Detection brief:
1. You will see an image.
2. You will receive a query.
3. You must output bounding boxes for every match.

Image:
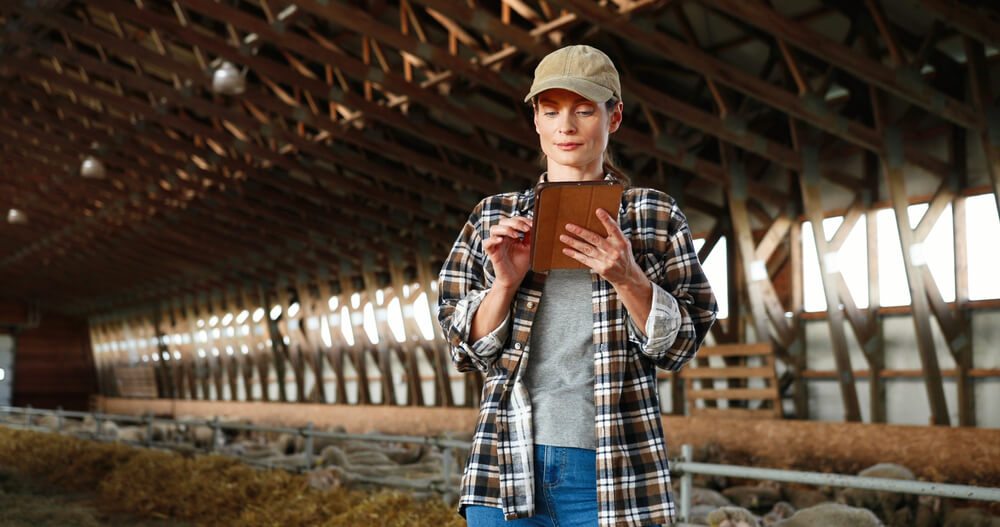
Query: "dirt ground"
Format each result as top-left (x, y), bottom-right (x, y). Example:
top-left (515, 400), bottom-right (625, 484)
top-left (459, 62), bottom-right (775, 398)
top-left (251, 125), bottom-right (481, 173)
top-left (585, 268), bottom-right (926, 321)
top-left (0, 469), bottom-right (192, 527)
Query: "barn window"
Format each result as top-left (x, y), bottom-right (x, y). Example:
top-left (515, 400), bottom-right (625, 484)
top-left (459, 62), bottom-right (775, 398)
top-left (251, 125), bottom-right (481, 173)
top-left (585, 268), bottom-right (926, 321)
top-left (694, 237), bottom-right (729, 319)
top-left (966, 193), bottom-right (1000, 301)
top-left (802, 215), bottom-right (869, 312)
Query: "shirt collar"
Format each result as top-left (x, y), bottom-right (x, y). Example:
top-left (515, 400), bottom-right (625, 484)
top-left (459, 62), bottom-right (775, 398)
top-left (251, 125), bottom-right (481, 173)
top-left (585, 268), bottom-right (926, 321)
top-left (537, 172), bottom-right (615, 184)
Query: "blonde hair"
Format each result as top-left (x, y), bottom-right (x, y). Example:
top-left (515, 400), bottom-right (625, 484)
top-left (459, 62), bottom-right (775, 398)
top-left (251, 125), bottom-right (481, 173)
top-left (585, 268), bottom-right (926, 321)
top-left (531, 97), bottom-right (631, 189)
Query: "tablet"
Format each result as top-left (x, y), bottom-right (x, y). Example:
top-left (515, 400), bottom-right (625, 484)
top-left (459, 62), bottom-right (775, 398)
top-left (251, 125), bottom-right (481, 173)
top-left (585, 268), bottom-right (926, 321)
top-left (529, 180), bottom-right (624, 272)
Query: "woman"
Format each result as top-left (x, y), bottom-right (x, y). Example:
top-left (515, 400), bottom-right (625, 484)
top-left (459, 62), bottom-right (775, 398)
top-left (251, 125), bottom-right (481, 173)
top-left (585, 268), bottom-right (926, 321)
top-left (437, 45), bottom-right (717, 527)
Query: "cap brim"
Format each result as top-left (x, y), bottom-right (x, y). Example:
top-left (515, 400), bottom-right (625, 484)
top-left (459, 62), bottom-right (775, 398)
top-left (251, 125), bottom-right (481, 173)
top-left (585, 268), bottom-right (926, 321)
top-left (523, 77), bottom-right (615, 104)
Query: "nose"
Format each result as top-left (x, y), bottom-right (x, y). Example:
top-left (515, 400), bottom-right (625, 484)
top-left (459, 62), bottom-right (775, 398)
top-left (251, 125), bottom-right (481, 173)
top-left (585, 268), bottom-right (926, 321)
top-left (556, 112), bottom-right (577, 135)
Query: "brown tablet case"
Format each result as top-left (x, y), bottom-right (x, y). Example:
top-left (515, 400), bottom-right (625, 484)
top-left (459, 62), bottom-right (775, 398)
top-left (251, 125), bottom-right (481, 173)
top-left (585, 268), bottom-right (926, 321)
top-left (530, 180), bottom-right (624, 272)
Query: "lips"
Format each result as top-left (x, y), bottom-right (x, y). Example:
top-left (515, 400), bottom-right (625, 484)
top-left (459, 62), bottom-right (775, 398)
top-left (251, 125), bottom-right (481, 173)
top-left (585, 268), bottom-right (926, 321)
top-left (556, 142), bottom-right (582, 150)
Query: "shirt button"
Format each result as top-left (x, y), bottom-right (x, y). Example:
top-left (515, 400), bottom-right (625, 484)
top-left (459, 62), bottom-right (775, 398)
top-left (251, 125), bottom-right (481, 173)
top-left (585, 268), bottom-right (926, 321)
top-left (526, 301), bottom-right (535, 309)
top-left (514, 342), bottom-right (522, 350)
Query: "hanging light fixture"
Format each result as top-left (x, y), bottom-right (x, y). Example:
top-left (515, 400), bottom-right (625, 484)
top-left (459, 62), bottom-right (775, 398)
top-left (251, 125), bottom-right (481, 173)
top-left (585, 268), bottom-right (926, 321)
top-left (80, 154), bottom-right (106, 179)
top-left (6, 208), bottom-right (28, 225)
top-left (212, 61), bottom-right (246, 95)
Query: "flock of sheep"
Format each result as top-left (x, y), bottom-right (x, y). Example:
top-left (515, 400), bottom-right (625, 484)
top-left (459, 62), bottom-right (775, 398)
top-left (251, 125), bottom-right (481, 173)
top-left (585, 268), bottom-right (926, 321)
top-left (4, 412), bottom-right (998, 527)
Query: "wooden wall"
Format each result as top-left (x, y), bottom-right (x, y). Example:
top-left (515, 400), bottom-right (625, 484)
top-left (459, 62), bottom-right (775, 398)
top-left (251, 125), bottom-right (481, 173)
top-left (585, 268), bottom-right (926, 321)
top-left (13, 313), bottom-right (97, 411)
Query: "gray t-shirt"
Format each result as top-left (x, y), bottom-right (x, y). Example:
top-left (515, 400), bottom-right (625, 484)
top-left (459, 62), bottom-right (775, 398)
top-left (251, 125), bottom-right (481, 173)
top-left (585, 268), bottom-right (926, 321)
top-left (523, 268), bottom-right (597, 450)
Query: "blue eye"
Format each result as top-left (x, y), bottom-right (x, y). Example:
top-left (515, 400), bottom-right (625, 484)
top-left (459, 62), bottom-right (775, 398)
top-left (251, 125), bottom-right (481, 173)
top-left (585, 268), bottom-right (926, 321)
top-left (577, 110), bottom-right (594, 116)
top-left (544, 111), bottom-right (557, 117)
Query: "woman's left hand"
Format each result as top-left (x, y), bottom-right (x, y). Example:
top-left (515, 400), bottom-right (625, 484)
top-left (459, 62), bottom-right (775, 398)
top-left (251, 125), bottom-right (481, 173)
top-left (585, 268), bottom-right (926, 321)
top-left (560, 208), bottom-right (646, 289)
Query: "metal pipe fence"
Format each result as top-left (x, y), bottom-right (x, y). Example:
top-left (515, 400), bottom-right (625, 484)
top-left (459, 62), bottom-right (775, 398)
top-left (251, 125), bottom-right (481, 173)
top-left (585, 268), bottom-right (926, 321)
top-left (3, 405), bottom-right (999, 523)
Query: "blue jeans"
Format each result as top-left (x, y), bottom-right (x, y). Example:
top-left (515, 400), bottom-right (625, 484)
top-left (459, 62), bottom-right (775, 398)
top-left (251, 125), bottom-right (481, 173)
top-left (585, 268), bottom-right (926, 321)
top-left (465, 444), bottom-right (598, 527)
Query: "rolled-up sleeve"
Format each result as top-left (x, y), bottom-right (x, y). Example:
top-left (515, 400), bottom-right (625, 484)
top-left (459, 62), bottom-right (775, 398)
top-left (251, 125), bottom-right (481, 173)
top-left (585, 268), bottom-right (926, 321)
top-left (437, 199), bottom-right (509, 373)
top-left (630, 192), bottom-right (718, 372)
top-left (626, 281), bottom-right (681, 354)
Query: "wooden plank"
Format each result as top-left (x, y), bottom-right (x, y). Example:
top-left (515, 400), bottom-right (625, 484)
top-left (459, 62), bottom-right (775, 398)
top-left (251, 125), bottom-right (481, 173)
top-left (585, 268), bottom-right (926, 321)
top-left (680, 366), bottom-right (776, 379)
top-left (696, 343), bottom-right (773, 358)
top-left (690, 407), bottom-right (782, 419)
top-left (803, 368), bottom-right (1000, 379)
top-left (688, 387), bottom-right (779, 400)
top-left (753, 216), bottom-right (792, 262)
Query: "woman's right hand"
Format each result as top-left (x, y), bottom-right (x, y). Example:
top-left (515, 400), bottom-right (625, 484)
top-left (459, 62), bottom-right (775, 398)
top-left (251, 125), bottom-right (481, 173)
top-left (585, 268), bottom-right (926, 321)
top-left (483, 216), bottom-right (533, 290)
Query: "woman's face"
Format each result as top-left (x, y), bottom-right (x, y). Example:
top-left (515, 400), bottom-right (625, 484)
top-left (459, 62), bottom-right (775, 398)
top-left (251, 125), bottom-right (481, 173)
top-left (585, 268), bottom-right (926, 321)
top-left (533, 88), bottom-right (622, 180)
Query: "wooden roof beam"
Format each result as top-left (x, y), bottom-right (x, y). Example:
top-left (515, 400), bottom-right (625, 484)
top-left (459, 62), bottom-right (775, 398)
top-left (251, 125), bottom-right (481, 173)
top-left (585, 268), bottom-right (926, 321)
top-left (696, 0), bottom-right (982, 131)
top-left (12, 50), bottom-right (457, 245)
top-left (545, 0), bottom-right (953, 179)
top-left (93, 0), bottom-right (521, 195)
top-left (906, 0), bottom-right (1000, 50)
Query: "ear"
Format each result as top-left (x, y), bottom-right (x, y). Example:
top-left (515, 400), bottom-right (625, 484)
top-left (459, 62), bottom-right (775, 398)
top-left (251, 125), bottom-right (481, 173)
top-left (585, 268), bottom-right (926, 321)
top-left (608, 101), bottom-right (623, 134)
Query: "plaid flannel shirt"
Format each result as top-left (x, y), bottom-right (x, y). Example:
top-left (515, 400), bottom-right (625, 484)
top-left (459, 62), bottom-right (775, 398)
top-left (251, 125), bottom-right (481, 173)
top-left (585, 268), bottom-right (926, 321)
top-left (437, 178), bottom-right (717, 527)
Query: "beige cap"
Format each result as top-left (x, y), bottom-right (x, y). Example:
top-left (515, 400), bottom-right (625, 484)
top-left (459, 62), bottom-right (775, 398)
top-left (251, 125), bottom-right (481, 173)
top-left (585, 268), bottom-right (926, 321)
top-left (524, 45), bottom-right (622, 104)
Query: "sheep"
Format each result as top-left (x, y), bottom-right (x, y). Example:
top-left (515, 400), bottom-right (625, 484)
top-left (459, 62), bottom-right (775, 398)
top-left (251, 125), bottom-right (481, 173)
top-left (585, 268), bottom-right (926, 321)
top-left (708, 506), bottom-right (760, 527)
top-left (775, 503), bottom-right (884, 527)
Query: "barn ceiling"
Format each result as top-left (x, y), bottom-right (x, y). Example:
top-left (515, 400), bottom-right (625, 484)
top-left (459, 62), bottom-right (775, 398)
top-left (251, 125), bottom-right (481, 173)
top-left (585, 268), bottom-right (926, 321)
top-left (0, 0), bottom-right (997, 315)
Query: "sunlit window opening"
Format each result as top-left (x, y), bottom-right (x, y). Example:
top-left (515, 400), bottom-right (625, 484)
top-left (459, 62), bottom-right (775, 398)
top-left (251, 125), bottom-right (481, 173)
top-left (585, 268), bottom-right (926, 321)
top-left (221, 312), bottom-right (233, 326)
top-left (375, 289), bottom-right (384, 305)
top-left (328, 296), bottom-right (339, 310)
top-left (0, 368), bottom-right (6, 382)
top-left (320, 315), bottom-right (334, 348)
top-left (350, 292), bottom-right (361, 309)
top-left (236, 310), bottom-right (249, 324)
top-left (287, 302), bottom-right (300, 318)
top-left (693, 237), bottom-right (729, 319)
top-left (269, 304), bottom-right (282, 320)
top-left (966, 194), bottom-right (1000, 301)
top-left (387, 297), bottom-right (407, 343)
top-left (208, 315), bottom-right (219, 327)
top-left (802, 215), bottom-right (868, 312)
top-left (252, 307), bottom-right (265, 322)
top-left (413, 292), bottom-right (436, 340)
top-left (877, 203), bottom-right (954, 306)
top-left (362, 302), bottom-right (379, 345)
top-left (340, 306), bottom-right (355, 346)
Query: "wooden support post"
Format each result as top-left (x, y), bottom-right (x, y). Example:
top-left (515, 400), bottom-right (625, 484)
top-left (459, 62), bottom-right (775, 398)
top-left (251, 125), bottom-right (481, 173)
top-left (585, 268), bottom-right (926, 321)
top-left (964, 38), bottom-right (1000, 250)
top-left (339, 270), bottom-right (372, 405)
top-left (798, 147), bottom-right (863, 422)
top-left (726, 158), bottom-right (792, 416)
top-left (389, 258), bottom-right (426, 407)
top-left (788, 220), bottom-right (809, 419)
top-left (258, 285), bottom-right (287, 403)
top-left (315, 273), bottom-right (344, 405)
top-left (416, 254), bottom-right (457, 407)
top-left (863, 152), bottom-right (887, 423)
top-left (873, 87), bottom-right (951, 424)
top-left (362, 268), bottom-right (397, 406)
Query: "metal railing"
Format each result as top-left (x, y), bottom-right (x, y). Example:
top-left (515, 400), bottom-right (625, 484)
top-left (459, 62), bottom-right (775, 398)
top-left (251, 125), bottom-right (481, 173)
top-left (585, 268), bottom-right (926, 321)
top-left (3, 405), bottom-right (999, 522)
top-left (673, 444), bottom-right (1000, 524)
